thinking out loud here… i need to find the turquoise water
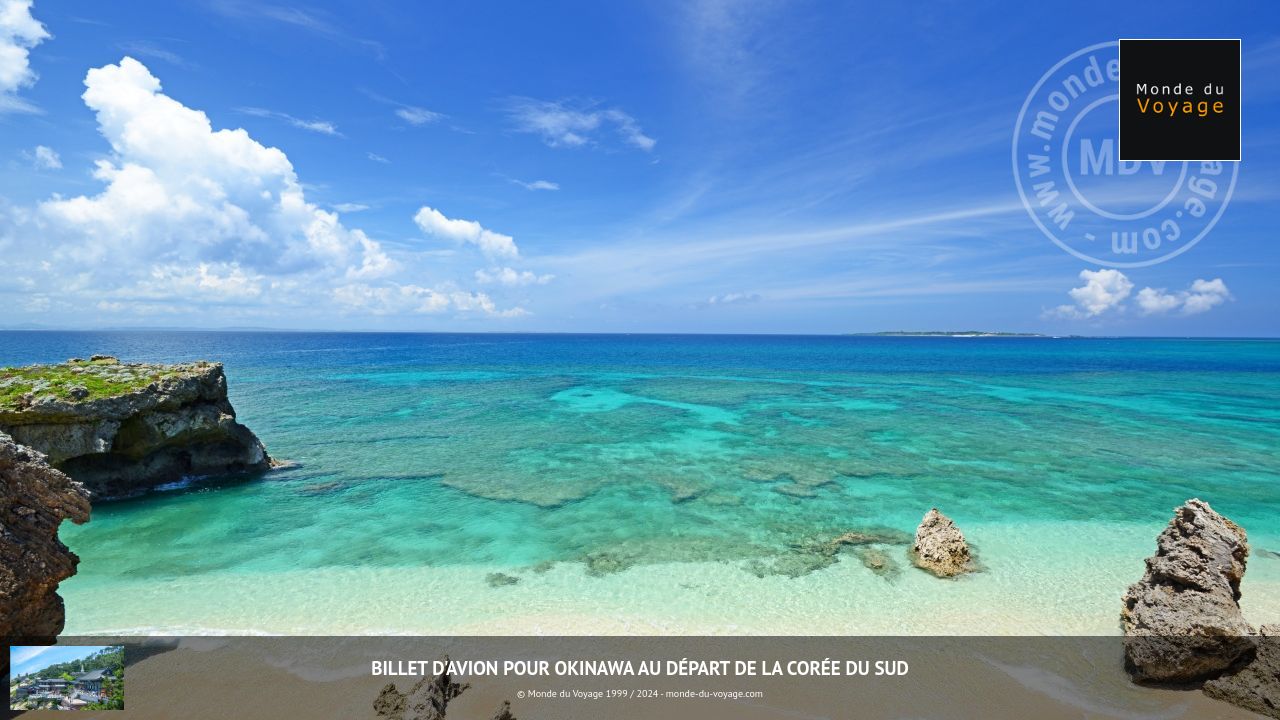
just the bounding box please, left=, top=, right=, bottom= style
left=3, top=332, right=1279, bottom=634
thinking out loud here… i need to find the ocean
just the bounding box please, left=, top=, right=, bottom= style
left=3, top=331, right=1278, bottom=635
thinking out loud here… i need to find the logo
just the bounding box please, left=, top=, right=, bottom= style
left=1012, top=42, right=1237, bottom=268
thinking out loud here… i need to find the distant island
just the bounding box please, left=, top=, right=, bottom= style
left=856, top=331, right=1052, bottom=337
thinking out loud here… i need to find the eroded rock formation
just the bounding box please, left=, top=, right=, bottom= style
left=1121, top=498, right=1255, bottom=683
left=0, top=432, right=90, bottom=638
left=0, top=358, right=272, bottom=498
left=910, top=508, right=973, bottom=577
left=374, top=659, right=471, bottom=720
left=1203, top=625, right=1280, bottom=719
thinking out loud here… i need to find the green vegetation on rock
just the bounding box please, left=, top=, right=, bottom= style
left=0, top=357, right=185, bottom=412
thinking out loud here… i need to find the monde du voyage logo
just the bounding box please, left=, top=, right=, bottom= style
left=1013, top=40, right=1240, bottom=268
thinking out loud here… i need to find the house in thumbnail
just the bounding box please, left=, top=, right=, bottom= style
left=73, top=668, right=111, bottom=694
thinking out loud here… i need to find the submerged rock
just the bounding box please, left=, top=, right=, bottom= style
left=852, top=546, right=900, bottom=578
left=1203, top=625, right=1280, bottom=719
left=0, top=359, right=272, bottom=498
left=910, top=508, right=973, bottom=577
left=1121, top=498, right=1256, bottom=683
left=486, top=572, right=520, bottom=587
left=0, top=432, right=90, bottom=638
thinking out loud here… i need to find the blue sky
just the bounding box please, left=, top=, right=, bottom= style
left=0, top=1, right=1277, bottom=335
left=9, top=645, right=113, bottom=677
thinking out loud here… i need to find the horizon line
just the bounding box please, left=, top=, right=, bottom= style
left=1, top=327, right=1279, bottom=340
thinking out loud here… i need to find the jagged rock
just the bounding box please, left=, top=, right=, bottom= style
left=490, top=701, right=517, bottom=720
left=1122, top=499, right=1256, bottom=683
left=0, top=360, right=272, bottom=498
left=374, top=683, right=408, bottom=720
left=0, top=432, right=90, bottom=638
left=1203, top=625, right=1280, bottom=719
left=910, top=508, right=972, bottom=577
left=373, top=659, right=470, bottom=720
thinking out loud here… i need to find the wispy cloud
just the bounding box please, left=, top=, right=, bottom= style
left=506, top=98, right=655, bottom=151
left=332, top=202, right=369, bottom=213
left=395, top=106, right=443, bottom=126
left=22, top=144, right=61, bottom=169
left=366, top=152, right=390, bottom=164
left=238, top=106, right=342, bottom=136
left=207, top=1, right=386, bottom=59
left=475, top=266, right=553, bottom=286
left=509, top=177, right=559, bottom=191
left=118, top=40, right=189, bottom=67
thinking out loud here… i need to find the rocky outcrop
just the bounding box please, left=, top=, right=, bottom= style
left=0, top=358, right=271, bottom=498
left=0, top=432, right=90, bottom=638
left=374, top=659, right=470, bottom=720
left=910, top=508, right=973, bottom=577
left=1121, top=499, right=1256, bottom=683
left=1204, top=625, right=1280, bottom=718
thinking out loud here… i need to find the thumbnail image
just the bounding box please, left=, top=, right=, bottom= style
left=8, top=645, right=124, bottom=711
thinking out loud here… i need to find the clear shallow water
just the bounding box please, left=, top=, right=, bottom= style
left=3, top=332, right=1279, bottom=634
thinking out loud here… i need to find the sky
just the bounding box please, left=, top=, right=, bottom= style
left=9, top=645, right=113, bottom=677
left=0, top=1, right=1278, bottom=335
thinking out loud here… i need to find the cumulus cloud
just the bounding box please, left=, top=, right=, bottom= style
left=1050, top=270, right=1232, bottom=320
left=0, top=0, right=48, bottom=112
left=1136, top=278, right=1231, bottom=315
left=395, top=106, right=442, bottom=125
left=506, top=98, right=655, bottom=151
left=23, top=143, right=59, bottom=169
left=475, top=266, right=553, bottom=286
left=32, top=58, right=388, bottom=284
left=239, top=106, right=341, bottom=136
left=414, top=205, right=519, bottom=261
left=0, top=56, right=532, bottom=324
left=1051, top=269, right=1133, bottom=319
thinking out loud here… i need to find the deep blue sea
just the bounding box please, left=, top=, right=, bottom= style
left=3, top=331, right=1279, bottom=634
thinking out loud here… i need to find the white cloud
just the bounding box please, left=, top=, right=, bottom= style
left=395, top=106, right=442, bottom=125
left=1137, top=278, right=1231, bottom=315
left=513, top=178, right=560, bottom=191
left=0, top=0, right=49, bottom=112
left=239, top=106, right=341, bottom=136
left=333, top=283, right=527, bottom=318
left=707, top=291, right=760, bottom=305
left=1051, top=268, right=1133, bottom=319
left=332, top=202, right=369, bottom=213
left=475, top=266, right=553, bottom=286
left=0, top=56, right=531, bottom=325
left=23, top=143, right=59, bottom=169
left=33, top=58, right=388, bottom=284
left=414, top=205, right=519, bottom=261
left=367, top=152, right=390, bottom=164
left=507, top=98, right=655, bottom=151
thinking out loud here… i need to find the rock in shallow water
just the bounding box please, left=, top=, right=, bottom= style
left=1121, top=498, right=1256, bottom=684
left=0, top=432, right=90, bottom=638
left=910, top=508, right=973, bottom=578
